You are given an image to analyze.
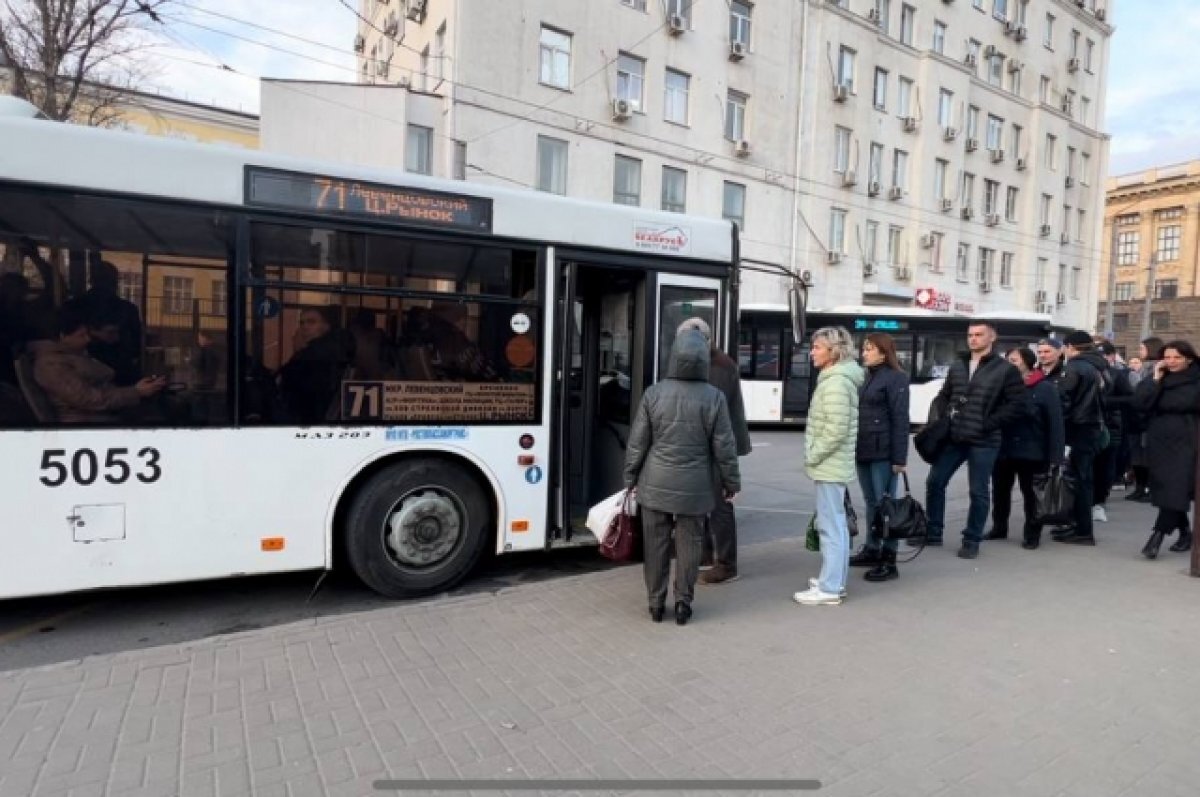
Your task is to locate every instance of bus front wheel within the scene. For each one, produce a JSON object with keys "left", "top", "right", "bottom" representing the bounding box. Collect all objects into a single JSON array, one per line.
[{"left": 344, "top": 459, "right": 490, "bottom": 598}]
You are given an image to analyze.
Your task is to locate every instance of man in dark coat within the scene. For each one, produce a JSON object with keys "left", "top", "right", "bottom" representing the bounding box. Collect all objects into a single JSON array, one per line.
[
  {"left": 674, "top": 318, "right": 753, "bottom": 585},
  {"left": 922, "top": 321, "right": 1025, "bottom": 559},
  {"left": 624, "top": 329, "right": 740, "bottom": 624},
  {"left": 1091, "top": 340, "right": 1132, "bottom": 523},
  {"left": 1053, "top": 330, "right": 1107, "bottom": 546}
]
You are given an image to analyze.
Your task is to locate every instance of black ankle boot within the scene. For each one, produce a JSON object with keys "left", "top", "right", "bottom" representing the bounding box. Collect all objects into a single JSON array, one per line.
[
  {"left": 1021, "top": 524, "right": 1041, "bottom": 550},
  {"left": 649, "top": 607, "right": 664, "bottom": 623},
  {"left": 864, "top": 551, "right": 898, "bottom": 582},
  {"left": 674, "top": 601, "right": 692, "bottom": 625},
  {"left": 849, "top": 547, "right": 883, "bottom": 567},
  {"left": 1142, "top": 529, "right": 1166, "bottom": 560},
  {"left": 983, "top": 525, "right": 1008, "bottom": 541},
  {"left": 1169, "top": 530, "right": 1193, "bottom": 553}
]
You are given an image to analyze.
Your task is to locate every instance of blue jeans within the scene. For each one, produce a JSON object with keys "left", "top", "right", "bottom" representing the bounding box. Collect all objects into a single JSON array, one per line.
[
  {"left": 814, "top": 482, "right": 850, "bottom": 594},
  {"left": 856, "top": 461, "right": 899, "bottom": 552},
  {"left": 925, "top": 443, "right": 1001, "bottom": 545}
]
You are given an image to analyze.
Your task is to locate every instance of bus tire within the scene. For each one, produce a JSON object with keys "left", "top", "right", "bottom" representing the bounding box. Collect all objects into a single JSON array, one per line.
[{"left": 344, "top": 459, "right": 490, "bottom": 598}]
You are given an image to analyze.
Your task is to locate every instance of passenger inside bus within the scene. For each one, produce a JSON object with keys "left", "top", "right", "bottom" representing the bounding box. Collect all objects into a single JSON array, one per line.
[
  {"left": 278, "top": 306, "right": 354, "bottom": 424},
  {"left": 348, "top": 308, "right": 398, "bottom": 380},
  {"left": 404, "top": 304, "right": 498, "bottom": 382},
  {"left": 30, "top": 303, "right": 166, "bottom": 424}
]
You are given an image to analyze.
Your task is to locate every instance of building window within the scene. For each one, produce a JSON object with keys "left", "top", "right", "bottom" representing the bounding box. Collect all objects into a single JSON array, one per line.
[
  {"left": 897, "top": 77, "right": 914, "bottom": 118},
  {"left": 830, "top": 208, "right": 848, "bottom": 254},
  {"left": 538, "top": 27, "right": 572, "bottom": 89},
  {"left": 723, "top": 182, "right": 746, "bottom": 229},
  {"left": 1040, "top": 194, "right": 1052, "bottom": 225},
  {"left": 978, "top": 248, "right": 993, "bottom": 285},
  {"left": 1067, "top": 146, "right": 1077, "bottom": 180},
  {"left": 983, "top": 180, "right": 999, "bottom": 216},
  {"left": 1035, "top": 257, "right": 1047, "bottom": 289},
  {"left": 869, "top": 142, "right": 884, "bottom": 184},
  {"left": 730, "top": 1, "right": 752, "bottom": 46},
  {"left": 117, "top": 271, "right": 143, "bottom": 303},
  {"left": 1080, "top": 96, "right": 1091, "bottom": 126},
  {"left": 933, "top": 21, "right": 947, "bottom": 54},
  {"left": 1070, "top": 266, "right": 1081, "bottom": 299},
  {"left": 1085, "top": 38, "right": 1095, "bottom": 71},
  {"left": 873, "top": 68, "right": 889, "bottom": 110},
  {"left": 665, "top": 0, "right": 692, "bottom": 24},
  {"left": 966, "top": 105, "right": 979, "bottom": 140},
  {"left": 1155, "top": 279, "right": 1179, "bottom": 300},
  {"left": 1152, "top": 312, "right": 1171, "bottom": 331},
  {"left": 874, "top": 0, "right": 891, "bottom": 35},
  {"left": 1117, "top": 231, "right": 1139, "bottom": 266},
  {"left": 405, "top": 124, "right": 433, "bottom": 174},
  {"left": 993, "top": 0, "right": 1009, "bottom": 21},
  {"left": 986, "top": 115, "right": 1003, "bottom": 151},
  {"left": 1077, "top": 208, "right": 1086, "bottom": 241},
  {"left": 1158, "top": 225, "right": 1181, "bottom": 262},
  {"left": 210, "top": 279, "right": 227, "bottom": 316},
  {"left": 420, "top": 46, "right": 430, "bottom": 91},
  {"left": 1006, "top": 61, "right": 1022, "bottom": 95},
  {"left": 452, "top": 140, "right": 467, "bottom": 180},
  {"left": 1000, "top": 253, "right": 1014, "bottom": 288},
  {"left": 1113, "top": 313, "right": 1129, "bottom": 332},
  {"left": 886, "top": 226, "right": 904, "bottom": 267},
  {"left": 937, "top": 88, "right": 953, "bottom": 128},
  {"left": 1070, "top": 29, "right": 1080, "bottom": 58},
  {"left": 837, "top": 46, "right": 856, "bottom": 90},
  {"left": 1116, "top": 213, "right": 1141, "bottom": 226},
  {"left": 163, "top": 276, "right": 194, "bottom": 315},
  {"left": 536, "top": 135, "right": 568, "bottom": 194},
  {"left": 1010, "top": 124, "right": 1023, "bottom": 158},
  {"left": 1044, "top": 13, "right": 1055, "bottom": 49},
  {"left": 613, "top": 155, "right": 641, "bottom": 206},
  {"left": 434, "top": 24, "right": 446, "bottom": 83},
  {"left": 1044, "top": 134, "right": 1057, "bottom": 170},
  {"left": 1005, "top": 186, "right": 1019, "bottom": 222},
  {"left": 1057, "top": 263, "right": 1067, "bottom": 295},
  {"left": 934, "top": 158, "right": 948, "bottom": 200},
  {"left": 664, "top": 68, "right": 690, "bottom": 124},
  {"left": 1039, "top": 75, "right": 1051, "bottom": 103},
  {"left": 956, "top": 243, "right": 970, "bottom": 282},
  {"left": 988, "top": 53, "right": 1004, "bottom": 86},
  {"left": 899, "top": 4, "right": 915, "bottom": 45},
  {"left": 661, "top": 166, "right": 687, "bottom": 213},
  {"left": 892, "top": 149, "right": 908, "bottom": 191},
  {"left": 725, "top": 90, "right": 748, "bottom": 141},
  {"left": 1114, "top": 282, "right": 1134, "bottom": 302},
  {"left": 616, "top": 53, "right": 645, "bottom": 110},
  {"left": 929, "top": 232, "right": 944, "bottom": 272},
  {"left": 962, "top": 172, "right": 975, "bottom": 208},
  {"left": 967, "top": 39, "right": 981, "bottom": 69},
  {"left": 834, "top": 126, "right": 852, "bottom": 174},
  {"left": 864, "top": 221, "right": 879, "bottom": 265}
]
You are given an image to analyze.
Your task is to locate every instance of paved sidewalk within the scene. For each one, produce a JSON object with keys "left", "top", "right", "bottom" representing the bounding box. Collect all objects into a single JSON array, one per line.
[{"left": 2, "top": 488, "right": 1199, "bottom": 797}]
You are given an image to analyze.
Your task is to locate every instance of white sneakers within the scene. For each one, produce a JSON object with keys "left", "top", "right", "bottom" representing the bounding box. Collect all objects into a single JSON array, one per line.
[
  {"left": 807, "top": 578, "right": 848, "bottom": 598},
  {"left": 793, "top": 586, "right": 844, "bottom": 605},
  {"left": 1092, "top": 505, "right": 1108, "bottom": 523}
]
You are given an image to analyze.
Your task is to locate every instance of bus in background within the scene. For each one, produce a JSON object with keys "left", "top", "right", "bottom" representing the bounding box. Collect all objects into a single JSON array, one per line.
[
  {"left": 739, "top": 304, "right": 1063, "bottom": 426},
  {"left": 0, "top": 99, "right": 792, "bottom": 601}
]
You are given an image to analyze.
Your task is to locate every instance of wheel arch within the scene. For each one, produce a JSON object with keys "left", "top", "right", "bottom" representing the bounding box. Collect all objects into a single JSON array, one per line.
[{"left": 325, "top": 445, "right": 506, "bottom": 570}]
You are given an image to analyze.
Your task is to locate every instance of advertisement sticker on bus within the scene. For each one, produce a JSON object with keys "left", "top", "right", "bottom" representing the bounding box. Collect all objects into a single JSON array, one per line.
[{"left": 633, "top": 224, "right": 692, "bottom": 255}]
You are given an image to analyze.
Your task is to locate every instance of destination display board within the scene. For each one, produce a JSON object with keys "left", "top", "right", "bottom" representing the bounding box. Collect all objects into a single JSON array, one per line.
[{"left": 342, "top": 381, "right": 535, "bottom": 423}]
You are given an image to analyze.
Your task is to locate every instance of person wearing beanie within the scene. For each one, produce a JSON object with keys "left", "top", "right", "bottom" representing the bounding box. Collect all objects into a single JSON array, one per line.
[
  {"left": 1036, "top": 337, "right": 1066, "bottom": 386},
  {"left": 675, "top": 317, "right": 753, "bottom": 585},
  {"left": 1053, "top": 330, "right": 1107, "bottom": 546}
]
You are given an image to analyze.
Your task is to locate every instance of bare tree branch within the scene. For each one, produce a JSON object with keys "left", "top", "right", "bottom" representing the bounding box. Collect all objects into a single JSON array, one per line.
[{"left": 1, "top": 0, "right": 173, "bottom": 124}]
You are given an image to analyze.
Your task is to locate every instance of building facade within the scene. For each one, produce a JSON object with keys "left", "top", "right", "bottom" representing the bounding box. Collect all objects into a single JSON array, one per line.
[
  {"left": 1097, "top": 160, "right": 1200, "bottom": 354},
  {"left": 352, "top": 0, "right": 1112, "bottom": 323}
]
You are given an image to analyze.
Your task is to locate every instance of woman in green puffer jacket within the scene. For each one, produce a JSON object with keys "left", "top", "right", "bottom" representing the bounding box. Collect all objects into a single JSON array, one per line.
[{"left": 794, "top": 326, "right": 864, "bottom": 607}]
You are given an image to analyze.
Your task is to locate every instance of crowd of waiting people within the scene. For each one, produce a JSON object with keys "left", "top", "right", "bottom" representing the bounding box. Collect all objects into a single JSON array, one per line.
[{"left": 623, "top": 317, "right": 1200, "bottom": 623}]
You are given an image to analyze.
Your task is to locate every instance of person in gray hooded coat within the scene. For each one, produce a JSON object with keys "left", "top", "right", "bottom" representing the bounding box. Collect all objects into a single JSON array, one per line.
[{"left": 623, "top": 329, "right": 741, "bottom": 625}]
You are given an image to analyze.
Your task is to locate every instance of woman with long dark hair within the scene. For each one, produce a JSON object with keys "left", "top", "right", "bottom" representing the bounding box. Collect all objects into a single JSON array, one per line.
[
  {"left": 848, "top": 333, "right": 910, "bottom": 582},
  {"left": 1126, "top": 336, "right": 1164, "bottom": 502},
  {"left": 1132, "top": 340, "right": 1200, "bottom": 558},
  {"left": 987, "top": 347, "right": 1065, "bottom": 549}
]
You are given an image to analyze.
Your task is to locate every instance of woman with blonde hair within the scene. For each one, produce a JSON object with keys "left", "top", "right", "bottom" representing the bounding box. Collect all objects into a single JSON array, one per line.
[{"left": 794, "top": 326, "right": 864, "bottom": 606}]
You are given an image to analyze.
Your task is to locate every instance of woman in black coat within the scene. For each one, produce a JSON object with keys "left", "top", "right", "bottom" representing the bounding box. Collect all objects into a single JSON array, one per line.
[
  {"left": 1125, "top": 336, "right": 1164, "bottom": 502},
  {"left": 848, "top": 333, "right": 909, "bottom": 582},
  {"left": 988, "top": 347, "right": 1065, "bottom": 549},
  {"left": 1132, "top": 340, "right": 1200, "bottom": 559}
]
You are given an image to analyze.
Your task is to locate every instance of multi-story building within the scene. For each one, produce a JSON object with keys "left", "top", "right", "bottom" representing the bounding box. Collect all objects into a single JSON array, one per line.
[
  {"left": 348, "top": 0, "right": 1112, "bottom": 324},
  {"left": 1097, "top": 160, "right": 1200, "bottom": 354}
]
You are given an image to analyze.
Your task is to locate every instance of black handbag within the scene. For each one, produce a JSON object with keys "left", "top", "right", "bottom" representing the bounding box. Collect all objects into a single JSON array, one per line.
[
  {"left": 874, "top": 473, "right": 927, "bottom": 541},
  {"left": 844, "top": 491, "right": 859, "bottom": 538},
  {"left": 1032, "top": 465, "right": 1076, "bottom": 526},
  {"left": 914, "top": 415, "right": 950, "bottom": 464}
]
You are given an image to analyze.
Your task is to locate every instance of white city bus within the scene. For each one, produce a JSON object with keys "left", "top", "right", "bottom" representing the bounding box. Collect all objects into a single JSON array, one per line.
[
  {"left": 0, "top": 100, "right": 747, "bottom": 600},
  {"left": 739, "top": 304, "right": 1063, "bottom": 426}
]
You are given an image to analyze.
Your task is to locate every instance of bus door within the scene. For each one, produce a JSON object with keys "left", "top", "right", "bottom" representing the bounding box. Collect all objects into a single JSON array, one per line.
[
  {"left": 653, "top": 275, "right": 721, "bottom": 380},
  {"left": 782, "top": 326, "right": 811, "bottom": 420},
  {"left": 555, "top": 261, "right": 646, "bottom": 537}
]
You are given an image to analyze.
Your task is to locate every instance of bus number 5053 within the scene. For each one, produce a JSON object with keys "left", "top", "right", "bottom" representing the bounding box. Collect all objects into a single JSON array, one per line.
[{"left": 39, "top": 448, "right": 163, "bottom": 488}]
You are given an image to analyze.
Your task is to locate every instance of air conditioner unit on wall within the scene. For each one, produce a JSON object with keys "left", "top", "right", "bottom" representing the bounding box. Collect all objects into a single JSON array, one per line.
[
  {"left": 842, "top": 169, "right": 858, "bottom": 187},
  {"left": 405, "top": 0, "right": 426, "bottom": 23},
  {"left": 354, "top": 35, "right": 365, "bottom": 53},
  {"left": 868, "top": 180, "right": 882, "bottom": 196},
  {"left": 867, "top": 8, "right": 881, "bottom": 24},
  {"left": 980, "top": 280, "right": 993, "bottom": 293},
  {"left": 1039, "top": 302, "right": 1055, "bottom": 314},
  {"left": 1068, "top": 57, "right": 1081, "bottom": 73},
  {"left": 827, "top": 251, "right": 843, "bottom": 264},
  {"left": 611, "top": 98, "right": 633, "bottom": 120},
  {"left": 961, "top": 206, "right": 975, "bottom": 220},
  {"left": 888, "top": 186, "right": 904, "bottom": 200},
  {"left": 833, "top": 84, "right": 850, "bottom": 102},
  {"left": 1035, "top": 289, "right": 1048, "bottom": 303},
  {"left": 729, "top": 41, "right": 748, "bottom": 60},
  {"left": 895, "top": 265, "right": 912, "bottom": 281},
  {"left": 944, "top": 126, "right": 959, "bottom": 141},
  {"left": 1016, "top": 157, "right": 1027, "bottom": 171},
  {"left": 1014, "top": 26, "right": 1027, "bottom": 42},
  {"left": 965, "top": 137, "right": 979, "bottom": 152},
  {"left": 1040, "top": 223, "right": 1052, "bottom": 236},
  {"left": 1096, "top": 7, "right": 1107, "bottom": 22},
  {"left": 667, "top": 14, "right": 687, "bottom": 34},
  {"left": 964, "top": 53, "right": 978, "bottom": 67},
  {"left": 991, "top": 149, "right": 1005, "bottom": 163},
  {"left": 920, "top": 233, "right": 935, "bottom": 249},
  {"left": 902, "top": 116, "right": 919, "bottom": 133},
  {"left": 1056, "top": 291, "right": 1067, "bottom": 305},
  {"left": 941, "top": 198, "right": 954, "bottom": 212},
  {"left": 863, "top": 262, "right": 876, "bottom": 278},
  {"left": 734, "top": 140, "right": 752, "bottom": 157},
  {"left": 986, "top": 213, "right": 1001, "bottom": 226}
]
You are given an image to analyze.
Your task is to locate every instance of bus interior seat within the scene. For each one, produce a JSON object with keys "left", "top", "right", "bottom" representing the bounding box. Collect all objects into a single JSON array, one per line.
[{"left": 13, "top": 345, "right": 57, "bottom": 424}]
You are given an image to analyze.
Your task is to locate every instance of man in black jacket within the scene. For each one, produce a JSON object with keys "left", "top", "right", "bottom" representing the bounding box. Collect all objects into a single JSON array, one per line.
[
  {"left": 923, "top": 321, "right": 1025, "bottom": 559},
  {"left": 1053, "top": 330, "right": 1107, "bottom": 545},
  {"left": 1091, "top": 340, "right": 1132, "bottom": 523}
]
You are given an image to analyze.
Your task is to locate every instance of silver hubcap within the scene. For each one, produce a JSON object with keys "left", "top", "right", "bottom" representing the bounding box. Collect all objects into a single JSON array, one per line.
[{"left": 385, "top": 490, "right": 463, "bottom": 567}]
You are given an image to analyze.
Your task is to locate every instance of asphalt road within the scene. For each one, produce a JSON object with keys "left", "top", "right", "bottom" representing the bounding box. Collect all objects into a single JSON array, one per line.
[{"left": 0, "top": 431, "right": 948, "bottom": 671}]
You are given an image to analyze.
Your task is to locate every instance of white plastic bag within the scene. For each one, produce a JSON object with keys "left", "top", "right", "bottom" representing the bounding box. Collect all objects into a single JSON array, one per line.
[{"left": 586, "top": 489, "right": 637, "bottom": 537}]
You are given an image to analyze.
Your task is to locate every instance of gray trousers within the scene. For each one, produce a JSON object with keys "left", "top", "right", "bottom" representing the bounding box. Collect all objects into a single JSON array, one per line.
[
  {"left": 700, "top": 497, "right": 738, "bottom": 569},
  {"left": 642, "top": 508, "right": 705, "bottom": 610}
]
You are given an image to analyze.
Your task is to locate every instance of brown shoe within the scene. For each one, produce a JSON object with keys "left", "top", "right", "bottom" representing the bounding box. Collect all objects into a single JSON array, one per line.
[{"left": 699, "top": 564, "right": 739, "bottom": 585}]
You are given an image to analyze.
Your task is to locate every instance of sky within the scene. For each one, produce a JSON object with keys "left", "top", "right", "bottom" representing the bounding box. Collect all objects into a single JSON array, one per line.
[{"left": 144, "top": 0, "right": 1199, "bottom": 178}]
